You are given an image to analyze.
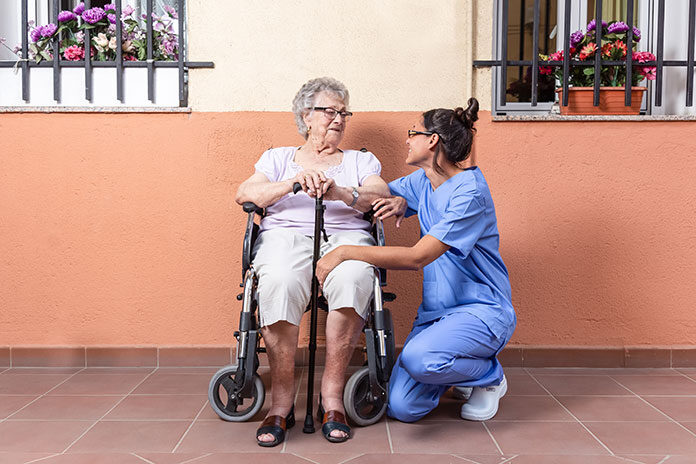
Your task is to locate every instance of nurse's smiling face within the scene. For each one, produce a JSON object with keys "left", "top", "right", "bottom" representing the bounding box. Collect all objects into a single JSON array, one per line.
[{"left": 405, "top": 120, "right": 438, "bottom": 168}]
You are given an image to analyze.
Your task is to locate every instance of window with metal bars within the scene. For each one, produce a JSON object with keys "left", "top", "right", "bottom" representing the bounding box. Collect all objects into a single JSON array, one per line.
[
  {"left": 476, "top": 0, "right": 696, "bottom": 116},
  {"left": 0, "top": 0, "right": 214, "bottom": 107}
]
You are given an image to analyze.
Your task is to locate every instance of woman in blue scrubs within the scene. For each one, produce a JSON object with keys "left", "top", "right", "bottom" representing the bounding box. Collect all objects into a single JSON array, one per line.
[{"left": 316, "top": 98, "right": 516, "bottom": 422}]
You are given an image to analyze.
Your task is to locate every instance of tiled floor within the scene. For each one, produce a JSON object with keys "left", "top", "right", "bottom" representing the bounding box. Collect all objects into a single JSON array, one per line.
[{"left": 1, "top": 366, "right": 696, "bottom": 463}]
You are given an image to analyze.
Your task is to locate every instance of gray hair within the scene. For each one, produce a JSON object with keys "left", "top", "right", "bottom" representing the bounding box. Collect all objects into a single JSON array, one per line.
[{"left": 292, "top": 77, "right": 350, "bottom": 139}]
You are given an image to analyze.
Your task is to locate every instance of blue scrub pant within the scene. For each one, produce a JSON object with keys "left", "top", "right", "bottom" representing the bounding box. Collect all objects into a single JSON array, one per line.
[{"left": 387, "top": 311, "right": 506, "bottom": 423}]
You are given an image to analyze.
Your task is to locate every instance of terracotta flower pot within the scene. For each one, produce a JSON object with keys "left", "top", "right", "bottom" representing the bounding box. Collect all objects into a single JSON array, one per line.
[{"left": 555, "top": 87, "right": 646, "bottom": 115}]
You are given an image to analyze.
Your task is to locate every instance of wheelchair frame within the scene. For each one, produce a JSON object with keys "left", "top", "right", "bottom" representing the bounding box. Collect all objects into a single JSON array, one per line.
[{"left": 208, "top": 192, "right": 396, "bottom": 427}]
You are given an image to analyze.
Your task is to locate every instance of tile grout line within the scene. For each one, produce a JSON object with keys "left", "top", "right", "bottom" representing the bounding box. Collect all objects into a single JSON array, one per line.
[
  {"left": 60, "top": 367, "right": 159, "bottom": 453},
  {"left": 337, "top": 453, "right": 365, "bottom": 464},
  {"left": 449, "top": 455, "right": 484, "bottom": 463},
  {"left": 656, "top": 456, "right": 671, "bottom": 464},
  {"left": 384, "top": 417, "right": 394, "bottom": 453},
  {"left": 21, "top": 453, "right": 62, "bottom": 464},
  {"left": 176, "top": 453, "right": 213, "bottom": 464},
  {"left": 525, "top": 370, "right": 616, "bottom": 455},
  {"left": 2, "top": 367, "right": 87, "bottom": 423},
  {"left": 290, "top": 452, "right": 321, "bottom": 464},
  {"left": 615, "top": 455, "right": 665, "bottom": 464},
  {"left": 131, "top": 452, "right": 157, "bottom": 464},
  {"left": 171, "top": 398, "right": 210, "bottom": 453},
  {"left": 481, "top": 421, "right": 504, "bottom": 455},
  {"left": 670, "top": 368, "right": 696, "bottom": 384},
  {"left": 282, "top": 362, "right": 306, "bottom": 453},
  {"left": 608, "top": 375, "right": 696, "bottom": 439}
]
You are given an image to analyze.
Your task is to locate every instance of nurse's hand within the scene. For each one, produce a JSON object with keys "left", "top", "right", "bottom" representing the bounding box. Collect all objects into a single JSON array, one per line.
[
  {"left": 316, "top": 248, "right": 345, "bottom": 287},
  {"left": 372, "top": 196, "right": 407, "bottom": 227}
]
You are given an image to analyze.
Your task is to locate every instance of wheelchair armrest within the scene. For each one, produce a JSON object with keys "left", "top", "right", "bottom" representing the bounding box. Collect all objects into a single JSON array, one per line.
[
  {"left": 242, "top": 202, "right": 265, "bottom": 215},
  {"left": 369, "top": 216, "right": 388, "bottom": 287}
]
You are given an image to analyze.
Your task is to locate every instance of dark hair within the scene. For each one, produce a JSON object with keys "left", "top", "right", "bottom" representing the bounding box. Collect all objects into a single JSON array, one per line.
[{"left": 422, "top": 98, "right": 479, "bottom": 173}]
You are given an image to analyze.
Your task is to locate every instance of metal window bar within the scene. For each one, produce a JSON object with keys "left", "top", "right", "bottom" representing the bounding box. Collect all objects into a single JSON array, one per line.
[
  {"left": 6, "top": 0, "right": 213, "bottom": 107},
  {"left": 147, "top": 0, "right": 154, "bottom": 102},
  {"left": 85, "top": 0, "right": 92, "bottom": 101},
  {"left": 531, "top": 0, "right": 540, "bottom": 106},
  {"left": 593, "top": 0, "right": 602, "bottom": 106},
  {"left": 116, "top": 0, "right": 123, "bottom": 102},
  {"left": 474, "top": 0, "right": 696, "bottom": 110},
  {"left": 52, "top": 0, "right": 60, "bottom": 102}
]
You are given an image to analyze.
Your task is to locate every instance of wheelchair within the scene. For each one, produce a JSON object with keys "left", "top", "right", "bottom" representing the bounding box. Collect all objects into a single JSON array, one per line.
[{"left": 208, "top": 189, "right": 397, "bottom": 427}]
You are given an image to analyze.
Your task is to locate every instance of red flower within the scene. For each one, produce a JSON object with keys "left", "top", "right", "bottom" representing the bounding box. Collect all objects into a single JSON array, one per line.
[{"left": 579, "top": 42, "right": 597, "bottom": 60}]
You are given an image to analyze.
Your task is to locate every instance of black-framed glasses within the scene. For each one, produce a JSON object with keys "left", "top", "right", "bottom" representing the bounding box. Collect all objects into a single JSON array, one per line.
[
  {"left": 407, "top": 130, "right": 436, "bottom": 138},
  {"left": 313, "top": 107, "right": 353, "bottom": 121}
]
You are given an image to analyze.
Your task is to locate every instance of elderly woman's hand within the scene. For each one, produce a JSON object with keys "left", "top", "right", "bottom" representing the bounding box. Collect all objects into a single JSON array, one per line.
[
  {"left": 293, "top": 169, "right": 327, "bottom": 197},
  {"left": 316, "top": 247, "right": 345, "bottom": 287},
  {"left": 372, "top": 196, "right": 407, "bottom": 227}
]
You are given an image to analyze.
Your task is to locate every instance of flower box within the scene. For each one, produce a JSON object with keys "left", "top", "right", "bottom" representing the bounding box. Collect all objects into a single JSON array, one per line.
[{"left": 556, "top": 87, "right": 646, "bottom": 115}]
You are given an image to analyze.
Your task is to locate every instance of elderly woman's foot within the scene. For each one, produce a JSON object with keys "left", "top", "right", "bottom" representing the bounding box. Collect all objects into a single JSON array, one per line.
[
  {"left": 256, "top": 406, "right": 295, "bottom": 447},
  {"left": 318, "top": 396, "right": 351, "bottom": 442}
]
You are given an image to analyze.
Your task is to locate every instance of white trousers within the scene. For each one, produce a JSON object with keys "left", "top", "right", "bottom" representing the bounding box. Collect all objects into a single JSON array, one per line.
[{"left": 251, "top": 228, "right": 376, "bottom": 327}]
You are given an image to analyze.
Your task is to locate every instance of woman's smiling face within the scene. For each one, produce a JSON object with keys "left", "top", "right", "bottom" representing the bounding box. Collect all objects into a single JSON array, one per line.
[
  {"left": 405, "top": 119, "right": 435, "bottom": 167},
  {"left": 304, "top": 92, "right": 348, "bottom": 146}
]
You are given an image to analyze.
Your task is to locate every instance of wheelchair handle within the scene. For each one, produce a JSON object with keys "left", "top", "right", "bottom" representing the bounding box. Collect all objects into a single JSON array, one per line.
[{"left": 293, "top": 182, "right": 303, "bottom": 194}]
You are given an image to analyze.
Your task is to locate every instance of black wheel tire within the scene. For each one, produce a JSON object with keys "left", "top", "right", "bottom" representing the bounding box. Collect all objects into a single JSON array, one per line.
[
  {"left": 208, "top": 364, "right": 265, "bottom": 422},
  {"left": 343, "top": 366, "right": 388, "bottom": 426}
]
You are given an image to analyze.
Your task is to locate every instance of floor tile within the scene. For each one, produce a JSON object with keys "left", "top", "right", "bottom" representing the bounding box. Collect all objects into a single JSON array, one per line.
[
  {"left": 284, "top": 421, "right": 391, "bottom": 454},
  {"left": 617, "top": 456, "right": 672, "bottom": 464},
  {"left": 0, "top": 395, "right": 37, "bottom": 419},
  {"left": 0, "top": 452, "right": 57, "bottom": 464},
  {"left": 343, "top": 454, "right": 475, "bottom": 464},
  {"left": 2, "top": 368, "right": 83, "bottom": 375},
  {"left": 677, "top": 421, "right": 696, "bottom": 434},
  {"left": 39, "top": 453, "right": 150, "bottom": 463},
  {"left": 67, "top": 420, "right": 190, "bottom": 453},
  {"left": 532, "top": 375, "right": 632, "bottom": 396},
  {"left": 527, "top": 368, "right": 681, "bottom": 376},
  {"left": 610, "top": 375, "right": 696, "bottom": 396},
  {"left": 175, "top": 420, "right": 281, "bottom": 453},
  {"left": 134, "top": 453, "right": 210, "bottom": 464},
  {"left": 585, "top": 421, "right": 696, "bottom": 455},
  {"left": 104, "top": 395, "right": 207, "bottom": 420},
  {"left": 491, "top": 396, "right": 574, "bottom": 421},
  {"left": 131, "top": 373, "right": 211, "bottom": 395},
  {"left": 504, "top": 456, "right": 652, "bottom": 463},
  {"left": 388, "top": 420, "right": 499, "bottom": 454},
  {"left": 49, "top": 373, "right": 150, "bottom": 395},
  {"left": 191, "top": 453, "right": 319, "bottom": 463},
  {"left": 485, "top": 421, "right": 609, "bottom": 455},
  {"left": 555, "top": 396, "right": 668, "bottom": 421},
  {"left": 0, "top": 374, "right": 72, "bottom": 395},
  {"left": 657, "top": 456, "right": 696, "bottom": 464},
  {"left": 79, "top": 368, "right": 156, "bottom": 375},
  {"left": 643, "top": 396, "right": 696, "bottom": 421},
  {"left": 9, "top": 395, "right": 123, "bottom": 420},
  {"left": 0, "top": 421, "right": 92, "bottom": 452},
  {"left": 505, "top": 374, "right": 549, "bottom": 395},
  {"left": 296, "top": 453, "right": 363, "bottom": 464}
]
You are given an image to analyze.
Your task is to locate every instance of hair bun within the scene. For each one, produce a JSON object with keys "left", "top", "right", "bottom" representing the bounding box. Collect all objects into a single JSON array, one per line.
[{"left": 464, "top": 98, "right": 479, "bottom": 127}]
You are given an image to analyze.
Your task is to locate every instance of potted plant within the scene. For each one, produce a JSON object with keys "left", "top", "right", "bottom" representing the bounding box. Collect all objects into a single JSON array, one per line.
[{"left": 539, "top": 19, "right": 656, "bottom": 115}]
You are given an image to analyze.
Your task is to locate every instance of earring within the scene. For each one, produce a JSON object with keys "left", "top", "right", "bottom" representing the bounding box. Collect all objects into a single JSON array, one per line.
[{"left": 307, "top": 126, "right": 311, "bottom": 134}]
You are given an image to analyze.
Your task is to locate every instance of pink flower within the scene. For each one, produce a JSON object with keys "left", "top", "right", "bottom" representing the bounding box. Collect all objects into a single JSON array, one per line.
[
  {"left": 641, "top": 67, "right": 657, "bottom": 80},
  {"left": 63, "top": 45, "right": 84, "bottom": 61}
]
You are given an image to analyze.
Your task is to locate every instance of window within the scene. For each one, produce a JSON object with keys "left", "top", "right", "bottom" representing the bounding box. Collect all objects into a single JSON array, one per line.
[
  {"left": 0, "top": 0, "right": 213, "bottom": 107},
  {"left": 484, "top": 0, "right": 696, "bottom": 116}
]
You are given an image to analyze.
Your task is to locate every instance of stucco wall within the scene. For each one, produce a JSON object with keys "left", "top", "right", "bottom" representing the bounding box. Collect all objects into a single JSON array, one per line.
[
  {"left": 1, "top": 112, "right": 695, "bottom": 347},
  {"left": 186, "top": 0, "right": 493, "bottom": 111}
]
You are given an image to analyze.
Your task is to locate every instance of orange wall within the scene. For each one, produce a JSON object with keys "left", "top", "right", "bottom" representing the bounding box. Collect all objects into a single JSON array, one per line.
[{"left": 1, "top": 112, "right": 695, "bottom": 346}]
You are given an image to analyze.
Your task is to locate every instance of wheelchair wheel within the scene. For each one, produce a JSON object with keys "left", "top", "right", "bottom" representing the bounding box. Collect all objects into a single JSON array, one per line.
[
  {"left": 343, "top": 366, "right": 388, "bottom": 426},
  {"left": 208, "top": 364, "right": 265, "bottom": 422}
]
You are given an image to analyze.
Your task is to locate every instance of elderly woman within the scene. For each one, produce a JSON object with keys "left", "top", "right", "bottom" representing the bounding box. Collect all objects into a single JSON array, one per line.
[{"left": 235, "top": 77, "right": 390, "bottom": 446}]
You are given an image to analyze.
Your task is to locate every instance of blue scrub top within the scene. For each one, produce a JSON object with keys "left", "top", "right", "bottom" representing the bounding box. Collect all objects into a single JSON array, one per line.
[{"left": 388, "top": 167, "right": 516, "bottom": 342}]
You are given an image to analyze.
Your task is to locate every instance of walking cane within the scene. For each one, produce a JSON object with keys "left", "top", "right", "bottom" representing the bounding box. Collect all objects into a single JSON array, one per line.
[{"left": 291, "top": 182, "right": 328, "bottom": 434}]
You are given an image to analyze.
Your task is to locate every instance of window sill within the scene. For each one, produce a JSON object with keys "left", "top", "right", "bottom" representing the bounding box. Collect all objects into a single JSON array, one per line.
[
  {"left": 0, "top": 106, "right": 192, "bottom": 113},
  {"left": 493, "top": 114, "right": 696, "bottom": 122}
]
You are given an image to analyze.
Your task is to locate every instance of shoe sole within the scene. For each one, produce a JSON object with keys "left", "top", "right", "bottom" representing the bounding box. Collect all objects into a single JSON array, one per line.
[{"left": 460, "top": 379, "right": 508, "bottom": 421}]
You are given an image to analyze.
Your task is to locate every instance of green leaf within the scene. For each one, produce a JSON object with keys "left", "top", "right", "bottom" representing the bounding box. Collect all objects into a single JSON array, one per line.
[
  {"left": 40, "top": 50, "right": 52, "bottom": 61},
  {"left": 583, "top": 68, "right": 595, "bottom": 75}
]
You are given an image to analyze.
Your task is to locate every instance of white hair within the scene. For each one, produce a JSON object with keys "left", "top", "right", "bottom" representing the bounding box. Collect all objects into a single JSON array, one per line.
[{"left": 292, "top": 77, "right": 350, "bottom": 139}]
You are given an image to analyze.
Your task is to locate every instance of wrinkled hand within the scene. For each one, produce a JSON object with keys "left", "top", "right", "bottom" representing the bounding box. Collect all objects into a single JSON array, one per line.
[
  {"left": 372, "top": 196, "right": 407, "bottom": 227},
  {"left": 314, "top": 178, "right": 343, "bottom": 201},
  {"left": 316, "top": 248, "right": 344, "bottom": 287},
  {"left": 293, "top": 169, "right": 327, "bottom": 197}
]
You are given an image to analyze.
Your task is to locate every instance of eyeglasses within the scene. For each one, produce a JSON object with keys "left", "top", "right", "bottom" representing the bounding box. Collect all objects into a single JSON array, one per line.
[
  {"left": 407, "top": 130, "right": 436, "bottom": 138},
  {"left": 313, "top": 107, "right": 353, "bottom": 121}
]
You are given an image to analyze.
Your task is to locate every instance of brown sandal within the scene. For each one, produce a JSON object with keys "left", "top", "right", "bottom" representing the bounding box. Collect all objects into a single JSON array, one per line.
[
  {"left": 318, "top": 403, "right": 351, "bottom": 443},
  {"left": 256, "top": 407, "right": 295, "bottom": 447}
]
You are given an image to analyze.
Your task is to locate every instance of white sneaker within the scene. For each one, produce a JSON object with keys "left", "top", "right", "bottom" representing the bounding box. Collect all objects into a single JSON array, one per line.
[
  {"left": 450, "top": 386, "right": 473, "bottom": 400},
  {"left": 459, "top": 375, "right": 507, "bottom": 421}
]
